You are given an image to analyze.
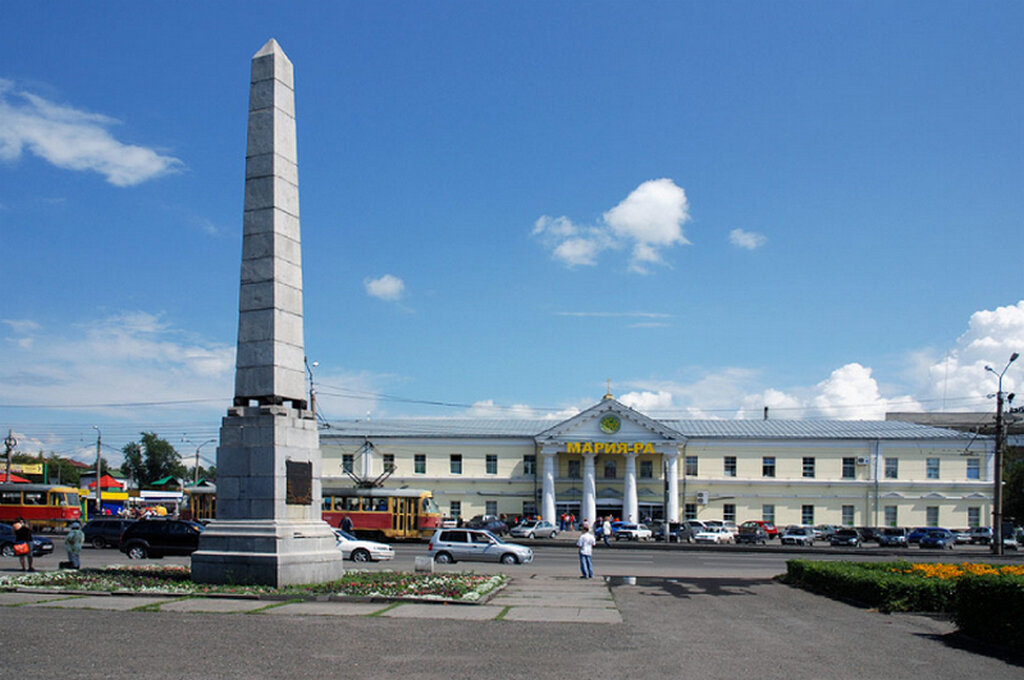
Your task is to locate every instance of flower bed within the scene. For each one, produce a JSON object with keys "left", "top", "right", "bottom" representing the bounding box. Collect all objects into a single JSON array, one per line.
[{"left": 0, "top": 566, "right": 506, "bottom": 603}]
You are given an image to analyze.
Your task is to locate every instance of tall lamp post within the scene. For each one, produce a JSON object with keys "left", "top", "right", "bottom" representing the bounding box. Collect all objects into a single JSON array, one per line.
[
  {"left": 304, "top": 357, "right": 319, "bottom": 419},
  {"left": 92, "top": 425, "right": 102, "bottom": 519},
  {"left": 4, "top": 429, "right": 17, "bottom": 481},
  {"left": 189, "top": 438, "right": 217, "bottom": 486},
  {"left": 987, "top": 352, "right": 1019, "bottom": 556}
]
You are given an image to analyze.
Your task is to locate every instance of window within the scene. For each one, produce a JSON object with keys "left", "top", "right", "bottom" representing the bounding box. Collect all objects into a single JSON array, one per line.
[
  {"left": 966, "top": 458, "right": 980, "bottom": 480},
  {"left": 842, "top": 457, "right": 856, "bottom": 479},
  {"left": 884, "top": 458, "right": 898, "bottom": 479},
  {"left": 842, "top": 505, "right": 855, "bottom": 526},
  {"left": 723, "top": 504, "right": 736, "bottom": 522},
  {"left": 567, "top": 460, "right": 581, "bottom": 479},
  {"left": 684, "top": 503, "right": 697, "bottom": 520},
  {"left": 639, "top": 460, "right": 653, "bottom": 479},
  {"left": 684, "top": 456, "right": 698, "bottom": 477},
  {"left": 342, "top": 454, "right": 354, "bottom": 474},
  {"left": 926, "top": 458, "right": 940, "bottom": 480},
  {"left": 382, "top": 454, "right": 395, "bottom": 473},
  {"left": 486, "top": 454, "right": 497, "bottom": 475},
  {"left": 762, "top": 456, "right": 776, "bottom": 478},
  {"left": 450, "top": 454, "right": 462, "bottom": 475},
  {"left": 802, "top": 457, "right": 815, "bottom": 478},
  {"left": 603, "top": 460, "right": 617, "bottom": 479},
  {"left": 450, "top": 501, "right": 461, "bottom": 519},
  {"left": 414, "top": 454, "right": 426, "bottom": 474},
  {"left": 522, "top": 501, "right": 536, "bottom": 517},
  {"left": 967, "top": 507, "right": 980, "bottom": 528},
  {"left": 724, "top": 456, "right": 737, "bottom": 477},
  {"left": 926, "top": 506, "right": 939, "bottom": 526},
  {"left": 523, "top": 455, "right": 536, "bottom": 476},
  {"left": 485, "top": 500, "right": 498, "bottom": 516},
  {"left": 801, "top": 505, "right": 814, "bottom": 525},
  {"left": 762, "top": 504, "right": 775, "bottom": 524},
  {"left": 884, "top": 505, "right": 897, "bottom": 527}
]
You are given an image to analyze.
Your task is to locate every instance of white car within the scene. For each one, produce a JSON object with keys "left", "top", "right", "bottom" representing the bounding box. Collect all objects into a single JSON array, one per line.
[
  {"left": 614, "top": 523, "right": 653, "bottom": 541},
  {"left": 509, "top": 520, "right": 559, "bottom": 539},
  {"left": 694, "top": 526, "right": 734, "bottom": 544},
  {"left": 333, "top": 529, "right": 395, "bottom": 563},
  {"left": 706, "top": 520, "right": 739, "bottom": 536}
]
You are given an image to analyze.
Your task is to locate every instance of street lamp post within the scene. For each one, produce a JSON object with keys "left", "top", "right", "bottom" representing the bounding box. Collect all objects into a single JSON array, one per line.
[
  {"left": 4, "top": 429, "right": 17, "bottom": 481},
  {"left": 93, "top": 425, "right": 102, "bottom": 519},
  {"left": 304, "top": 357, "right": 319, "bottom": 418},
  {"left": 987, "top": 352, "right": 1019, "bottom": 556},
  {"left": 191, "top": 439, "right": 217, "bottom": 486}
]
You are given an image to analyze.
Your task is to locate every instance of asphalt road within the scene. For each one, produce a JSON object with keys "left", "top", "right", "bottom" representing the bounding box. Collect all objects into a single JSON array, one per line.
[{"left": 4, "top": 542, "right": 1023, "bottom": 679}]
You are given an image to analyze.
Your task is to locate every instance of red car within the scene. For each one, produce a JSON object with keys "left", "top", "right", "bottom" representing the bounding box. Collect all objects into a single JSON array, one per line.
[{"left": 743, "top": 520, "right": 778, "bottom": 539}]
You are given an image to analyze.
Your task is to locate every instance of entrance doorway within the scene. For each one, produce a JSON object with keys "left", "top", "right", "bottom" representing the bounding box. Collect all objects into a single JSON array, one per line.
[{"left": 556, "top": 502, "right": 581, "bottom": 530}]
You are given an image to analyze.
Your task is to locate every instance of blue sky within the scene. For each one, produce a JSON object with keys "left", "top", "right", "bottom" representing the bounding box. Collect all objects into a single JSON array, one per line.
[{"left": 2, "top": 3, "right": 1022, "bottom": 465}]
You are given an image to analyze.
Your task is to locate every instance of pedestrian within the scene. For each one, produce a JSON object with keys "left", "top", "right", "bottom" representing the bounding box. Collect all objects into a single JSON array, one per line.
[
  {"left": 602, "top": 516, "right": 612, "bottom": 547},
  {"left": 577, "top": 523, "right": 596, "bottom": 578},
  {"left": 12, "top": 518, "right": 34, "bottom": 572},
  {"left": 340, "top": 515, "right": 354, "bottom": 533},
  {"left": 65, "top": 521, "right": 85, "bottom": 569}
]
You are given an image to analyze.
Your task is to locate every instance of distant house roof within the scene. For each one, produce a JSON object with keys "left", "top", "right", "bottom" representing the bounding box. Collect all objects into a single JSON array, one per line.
[
  {"left": 150, "top": 475, "right": 179, "bottom": 486},
  {"left": 322, "top": 418, "right": 978, "bottom": 441}
]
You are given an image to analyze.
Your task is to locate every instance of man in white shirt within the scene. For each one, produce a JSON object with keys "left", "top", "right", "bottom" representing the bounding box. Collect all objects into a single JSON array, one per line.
[{"left": 577, "top": 524, "right": 596, "bottom": 578}]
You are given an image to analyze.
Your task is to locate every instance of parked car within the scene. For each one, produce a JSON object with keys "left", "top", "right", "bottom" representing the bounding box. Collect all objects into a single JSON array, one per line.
[
  {"left": 119, "top": 519, "right": 204, "bottom": 559},
  {"left": 951, "top": 529, "right": 973, "bottom": 545},
  {"left": 780, "top": 526, "right": 815, "bottom": 546},
  {"left": 969, "top": 527, "right": 993, "bottom": 545},
  {"left": 742, "top": 520, "right": 778, "bottom": 540},
  {"left": 908, "top": 527, "right": 943, "bottom": 544},
  {"left": 82, "top": 518, "right": 135, "bottom": 549},
  {"left": 705, "top": 520, "right": 739, "bottom": 537},
  {"left": 694, "top": 526, "right": 734, "bottom": 544},
  {"left": 465, "top": 515, "right": 509, "bottom": 536},
  {"left": 814, "top": 525, "right": 840, "bottom": 541},
  {"left": 876, "top": 527, "right": 908, "bottom": 547},
  {"left": 650, "top": 521, "right": 694, "bottom": 543},
  {"left": 856, "top": 527, "right": 885, "bottom": 544},
  {"left": 428, "top": 528, "right": 533, "bottom": 565},
  {"left": 1003, "top": 535, "right": 1020, "bottom": 551},
  {"left": 594, "top": 521, "right": 623, "bottom": 541},
  {"left": 332, "top": 529, "right": 395, "bottom": 562},
  {"left": 509, "top": 520, "right": 558, "bottom": 539},
  {"left": 919, "top": 529, "right": 956, "bottom": 550},
  {"left": 735, "top": 522, "right": 769, "bottom": 545},
  {"left": 829, "top": 528, "right": 861, "bottom": 547},
  {"left": 0, "top": 523, "right": 54, "bottom": 557},
  {"left": 615, "top": 523, "right": 653, "bottom": 541}
]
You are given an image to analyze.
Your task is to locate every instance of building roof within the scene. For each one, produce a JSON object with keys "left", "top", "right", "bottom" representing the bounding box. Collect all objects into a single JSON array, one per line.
[{"left": 322, "top": 418, "right": 979, "bottom": 441}]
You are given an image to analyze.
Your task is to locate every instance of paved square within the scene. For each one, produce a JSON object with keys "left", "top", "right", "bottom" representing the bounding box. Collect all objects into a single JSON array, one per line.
[
  {"left": 502, "top": 606, "right": 623, "bottom": 623},
  {"left": 382, "top": 603, "right": 502, "bottom": 620},
  {"left": 0, "top": 592, "right": 78, "bottom": 606},
  {"left": 158, "top": 597, "right": 270, "bottom": 613},
  {"left": 261, "top": 601, "right": 390, "bottom": 617},
  {"left": 26, "top": 595, "right": 175, "bottom": 611}
]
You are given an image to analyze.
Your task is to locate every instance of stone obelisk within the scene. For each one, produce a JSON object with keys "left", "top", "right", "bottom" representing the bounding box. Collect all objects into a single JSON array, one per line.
[{"left": 191, "top": 39, "right": 345, "bottom": 586}]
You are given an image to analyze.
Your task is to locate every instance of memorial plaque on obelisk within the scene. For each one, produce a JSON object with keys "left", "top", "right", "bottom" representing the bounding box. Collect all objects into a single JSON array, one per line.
[{"left": 191, "top": 39, "right": 345, "bottom": 586}]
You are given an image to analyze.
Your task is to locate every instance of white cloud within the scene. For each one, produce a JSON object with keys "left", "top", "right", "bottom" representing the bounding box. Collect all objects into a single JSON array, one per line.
[
  {"left": 532, "top": 178, "right": 691, "bottom": 274},
  {"left": 364, "top": 274, "right": 405, "bottom": 301},
  {"left": 466, "top": 400, "right": 580, "bottom": 421},
  {"left": 619, "top": 390, "right": 674, "bottom": 412},
  {"left": 0, "top": 79, "right": 183, "bottom": 186},
  {"left": 729, "top": 228, "right": 767, "bottom": 250}
]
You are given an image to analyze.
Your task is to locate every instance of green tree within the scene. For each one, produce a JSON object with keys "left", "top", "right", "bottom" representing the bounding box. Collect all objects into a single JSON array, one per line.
[
  {"left": 120, "top": 433, "right": 186, "bottom": 487},
  {"left": 1003, "top": 447, "right": 1024, "bottom": 525}
]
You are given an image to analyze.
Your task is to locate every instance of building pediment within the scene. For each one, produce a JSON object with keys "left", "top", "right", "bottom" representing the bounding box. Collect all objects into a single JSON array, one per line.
[{"left": 536, "top": 398, "right": 683, "bottom": 447}]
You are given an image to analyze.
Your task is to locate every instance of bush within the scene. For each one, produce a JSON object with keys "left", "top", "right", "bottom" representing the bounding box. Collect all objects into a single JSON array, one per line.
[
  {"left": 784, "top": 560, "right": 955, "bottom": 613},
  {"left": 953, "top": 575, "right": 1024, "bottom": 648}
]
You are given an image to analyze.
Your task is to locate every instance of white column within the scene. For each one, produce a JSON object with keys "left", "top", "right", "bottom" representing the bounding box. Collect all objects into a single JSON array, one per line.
[
  {"left": 541, "top": 450, "right": 557, "bottom": 523},
  {"left": 582, "top": 453, "right": 597, "bottom": 527},
  {"left": 623, "top": 452, "right": 638, "bottom": 523},
  {"left": 665, "top": 453, "right": 679, "bottom": 522}
]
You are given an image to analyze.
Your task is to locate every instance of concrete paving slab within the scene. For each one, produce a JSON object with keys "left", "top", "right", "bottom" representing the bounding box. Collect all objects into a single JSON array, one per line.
[
  {"left": 490, "top": 595, "right": 615, "bottom": 608},
  {"left": 503, "top": 606, "right": 623, "bottom": 624},
  {"left": 382, "top": 603, "right": 501, "bottom": 620},
  {"left": 0, "top": 592, "right": 78, "bottom": 606},
  {"left": 260, "top": 601, "right": 390, "bottom": 617},
  {"left": 26, "top": 595, "right": 174, "bottom": 611},
  {"left": 158, "top": 598, "right": 270, "bottom": 613}
]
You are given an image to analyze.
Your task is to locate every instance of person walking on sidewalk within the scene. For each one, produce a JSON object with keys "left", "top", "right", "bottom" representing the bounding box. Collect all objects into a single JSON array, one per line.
[
  {"left": 577, "top": 523, "right": 596, "bottom": 578},
  {"left": 602, "top": 517, "right": 612, "bottom": 547}
]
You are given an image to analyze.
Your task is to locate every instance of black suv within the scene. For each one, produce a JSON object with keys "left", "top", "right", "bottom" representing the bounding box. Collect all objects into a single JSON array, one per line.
[
  {"left": 119, "top": 519, "right": 204, "bottom": 559},
  {"left": 83, "top": 518, "right": 135, "bottom": 549}
]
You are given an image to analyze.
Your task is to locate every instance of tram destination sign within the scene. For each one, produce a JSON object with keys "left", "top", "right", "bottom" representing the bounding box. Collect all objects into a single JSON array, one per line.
[{"left": 566, "top": 441, "right": 657, "bottom": 455}]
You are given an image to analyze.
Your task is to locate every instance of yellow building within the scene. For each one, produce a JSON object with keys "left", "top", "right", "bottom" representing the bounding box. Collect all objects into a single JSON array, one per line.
[{"left": 321, "top": 396, "right": 993, "bottom": 529}]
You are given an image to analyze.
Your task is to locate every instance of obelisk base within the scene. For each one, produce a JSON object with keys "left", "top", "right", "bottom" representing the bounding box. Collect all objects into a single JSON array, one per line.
[{"left": 191, "top": 519, "right": 345, "bottom": 586}]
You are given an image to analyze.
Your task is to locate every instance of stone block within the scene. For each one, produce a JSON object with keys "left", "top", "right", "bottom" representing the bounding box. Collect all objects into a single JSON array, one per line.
[
  {"left": 241, "top": 231, "right": 302, "bottom": 267},
  {"left": 250, "top": 45, "right": 293, "bottom": 89},
  {"left": 415, "top": 556, "right": 434, "bottom": 573},
  {"left": 244, "top": 175, "right": 298, "bottom": 215},
  {"left": 243, "top": 207, "right": 301, "bottom": 240},
  {"left": 245, "top": 153, "right": 299, "bottom": 186},
  {"left": 248, "top": 78, "right": 295, "bottom": 119}
]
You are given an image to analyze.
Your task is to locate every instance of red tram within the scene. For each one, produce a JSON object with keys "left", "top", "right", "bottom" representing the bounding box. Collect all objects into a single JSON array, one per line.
[
  {"left": 322, "top": 487, "right": 442, "bottom": 540},
  {"left": 0, "top": 483, "right": 82, "bottom": 530}
]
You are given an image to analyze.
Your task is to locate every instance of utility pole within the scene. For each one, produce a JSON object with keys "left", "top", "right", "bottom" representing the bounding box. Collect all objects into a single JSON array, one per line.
[
  {"left": 4, "top": 429, "right": 16, "bottom": 481},
  {"left": 987, "top": 352, "right": 1019, "bottom": 556},
  {"left": 93, "top": 425, "right": 102, "bottom": 519}
]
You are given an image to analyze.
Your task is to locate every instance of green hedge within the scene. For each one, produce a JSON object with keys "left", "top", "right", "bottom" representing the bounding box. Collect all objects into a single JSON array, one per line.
[
  {"left": 783, "top": 560, "right": 955, "bottom": 613},
  {"left": 952, "top": 575, "right": 1024, "bottom": 648}
]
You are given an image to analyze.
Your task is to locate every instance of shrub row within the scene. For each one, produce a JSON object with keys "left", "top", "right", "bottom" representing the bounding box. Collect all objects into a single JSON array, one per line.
[{"left": 784, "top": 560, "right": 1024, "bottom": 649}]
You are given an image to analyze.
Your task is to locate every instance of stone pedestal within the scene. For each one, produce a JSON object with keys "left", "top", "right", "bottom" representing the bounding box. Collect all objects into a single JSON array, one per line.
[{"left": 191, "top": 405, "right": 345, "bottom": 586}]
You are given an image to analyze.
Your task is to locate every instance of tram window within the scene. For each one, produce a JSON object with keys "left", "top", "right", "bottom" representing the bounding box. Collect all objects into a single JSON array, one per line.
[
  {"left": 24, "top": 493, "right": 44, "bottom": 505},
  {"left": 1, "top": 492, "right": 21, "bottom": 504},
  {"left": 361, "top": 498, "right": 374, "bottom": 512},
  {"left": 376, "top": 500, "right": 387, "bottom": 512},
  {"left": 346, "top": 498, "right": 360, "bottom": 511},
  {"left": 322, "top": 497, "right": 333, "bottom": 512}
]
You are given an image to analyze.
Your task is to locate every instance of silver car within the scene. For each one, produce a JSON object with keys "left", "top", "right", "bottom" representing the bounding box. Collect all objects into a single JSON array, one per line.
[{"left": 428, "top": 528, "right": 534, "bottom": 565}]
